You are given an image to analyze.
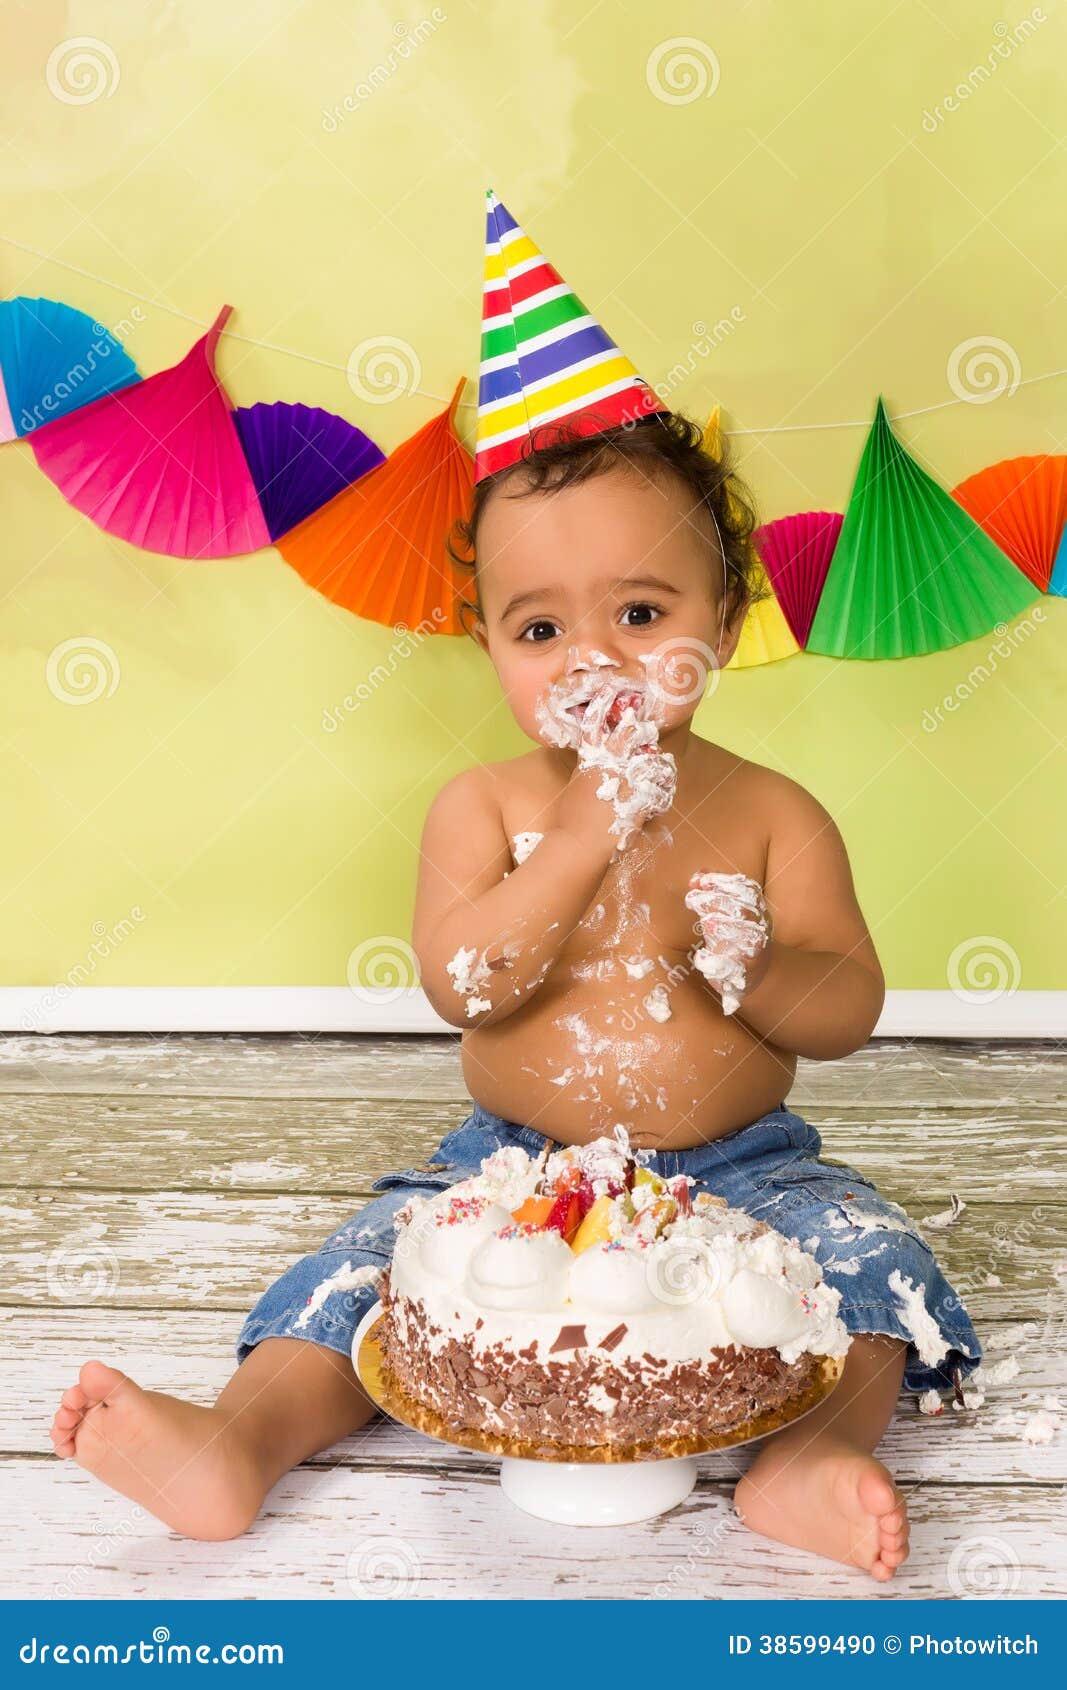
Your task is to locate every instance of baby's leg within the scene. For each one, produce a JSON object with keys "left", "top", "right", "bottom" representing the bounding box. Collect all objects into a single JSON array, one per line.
[
  {"left": 734, "top": 1332, "right": 909, "bottom": 1580},
  {"left": 700, "top": 1107, "right": 982, "bottom": 1580},
  {"left": 50, "top": 1338, "right": 376, "bottom": 1542}
]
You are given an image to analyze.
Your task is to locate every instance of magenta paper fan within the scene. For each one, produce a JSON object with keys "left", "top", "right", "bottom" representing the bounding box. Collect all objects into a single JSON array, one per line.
[
  {"left": 753, "top": 510, "right": 843, "bottom": 647},
  {"left": 30, "top": 306, "right": 269, "bottom": 558}
]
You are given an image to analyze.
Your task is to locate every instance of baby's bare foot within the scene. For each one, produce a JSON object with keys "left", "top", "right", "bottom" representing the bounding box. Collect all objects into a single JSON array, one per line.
[
  {"left": 50, "top": 1360, "right": 268, "bottom": 1541},
  {"left": 734, "top": 1436, "right": 910, "bottom": 1581}
]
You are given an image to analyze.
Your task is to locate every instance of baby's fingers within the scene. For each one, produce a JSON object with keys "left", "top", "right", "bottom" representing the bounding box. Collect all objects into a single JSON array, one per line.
[{"left": 694, "top": 912, "right": 764, "bottom": 949}]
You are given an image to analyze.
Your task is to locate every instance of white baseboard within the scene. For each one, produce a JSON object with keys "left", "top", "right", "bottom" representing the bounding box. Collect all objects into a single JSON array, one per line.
[{"left": 0, "top": 987, "right": 1062, "bottom": 1038}]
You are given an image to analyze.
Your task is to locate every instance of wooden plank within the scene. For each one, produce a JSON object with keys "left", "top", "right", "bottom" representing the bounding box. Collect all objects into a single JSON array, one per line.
[
  {"left": 1, "top": 1032, "right": 1065, "bottom": 1108},
  {"left": 4, "top": 1310, "right": 1062, "bottom": 1484},
  {"left": 9, "top": 1462, "right": 1065, "bottom": 1599},
  {"left": 3, "top": 1093, "right": 1062, "bottom": 1201},
  {"left": 2, "top": 1189, "right": 1062, "bottom": 1320}
]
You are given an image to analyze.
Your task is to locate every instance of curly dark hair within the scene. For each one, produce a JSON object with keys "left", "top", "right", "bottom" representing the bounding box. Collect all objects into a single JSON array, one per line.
[{"left": 447, "top": 408, "right": 766, "bottom": 638}]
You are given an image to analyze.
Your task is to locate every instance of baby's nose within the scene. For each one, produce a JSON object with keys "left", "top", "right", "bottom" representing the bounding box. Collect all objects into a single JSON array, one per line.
[{"left": 563, "top": 643, "right": 622, "bottom": 676}]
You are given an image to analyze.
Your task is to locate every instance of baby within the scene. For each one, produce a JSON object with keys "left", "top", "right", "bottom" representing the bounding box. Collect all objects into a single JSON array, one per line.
[{"left": 50, "top": 411, "right": 981, "bottom": 1576}]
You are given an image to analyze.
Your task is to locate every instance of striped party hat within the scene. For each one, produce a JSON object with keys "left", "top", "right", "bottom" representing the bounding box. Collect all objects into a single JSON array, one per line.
[{"left": 476, "top": 190, "right": 668, "bottom": 482}]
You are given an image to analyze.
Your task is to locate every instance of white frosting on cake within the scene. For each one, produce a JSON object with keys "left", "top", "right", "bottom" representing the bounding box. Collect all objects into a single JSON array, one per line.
[
  {"left": 410, "top": 1192, "right": 513, "bottom": 1283},
  {"left": 465, "top": 1227, "right": 573, "bottom": 1311},
  {"left": 387, "top": 1134, "right": 850, "bottom": 1370},
  {"left": 569, "top": 1239, "right": 665, "bottom": 1316}
]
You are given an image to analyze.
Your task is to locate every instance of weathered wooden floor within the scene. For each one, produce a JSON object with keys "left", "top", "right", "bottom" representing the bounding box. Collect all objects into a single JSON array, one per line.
[{"left": 4, "top": 1033, "right": 1065, "bottom": 1600}]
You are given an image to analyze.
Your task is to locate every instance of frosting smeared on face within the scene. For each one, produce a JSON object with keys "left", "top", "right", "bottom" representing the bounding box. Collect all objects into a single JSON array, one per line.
[{"left": 535, "top": 670, "right": 677, "bottom": 852}]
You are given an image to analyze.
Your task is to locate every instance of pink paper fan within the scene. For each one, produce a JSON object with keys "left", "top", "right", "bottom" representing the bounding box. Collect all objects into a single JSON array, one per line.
[
  {"left": 753, "top": 510, "right": 843, "bottom": 647},
  {"left": 30, "top": 306, "right": 269, "bottom": 558},
  {"left": 0, "top": 365, "right": 14, "bottom": 443}
]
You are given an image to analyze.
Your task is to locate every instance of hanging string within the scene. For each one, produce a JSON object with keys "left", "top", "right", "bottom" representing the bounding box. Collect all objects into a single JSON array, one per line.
[{"left": 3, "top": 233, "right": 1064, "bottom": 433}]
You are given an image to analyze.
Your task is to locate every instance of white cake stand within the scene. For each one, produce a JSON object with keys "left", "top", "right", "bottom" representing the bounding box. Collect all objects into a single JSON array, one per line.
[{"left": 352, "top": 1302, "right": 844, "bottom": 1528}]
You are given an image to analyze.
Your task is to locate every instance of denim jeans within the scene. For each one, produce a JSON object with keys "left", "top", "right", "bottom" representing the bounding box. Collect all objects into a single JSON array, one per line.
[{"left": 236, "top": 1099, "right": 982, "bottom": 1394}]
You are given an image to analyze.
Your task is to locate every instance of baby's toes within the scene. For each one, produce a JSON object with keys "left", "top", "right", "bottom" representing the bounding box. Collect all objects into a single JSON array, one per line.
[
  {"left": 61, "top": 1381, "right": 89, "bottom": 1415},
  {"left": 50, "top": 1405, "right": 82, "bottom": 1457},
  {"left": 51, "top": 1379, "right": 92, "bottom": 1456},
  {"left": 879, "top": 1507, "right": 906, "bottom": 1548},
  {"left": 876, "top": 1517, "right": 910, "bottom": 1573}
]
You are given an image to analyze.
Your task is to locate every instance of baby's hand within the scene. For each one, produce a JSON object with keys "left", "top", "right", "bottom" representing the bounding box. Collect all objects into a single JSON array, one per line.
[
  {"left": 538, "top": 673, "right": 676, "bottom": 853},
  {"left": 684, "top": 870, "right": 772, "bottom": 1015},
  {"left": 578, "top": 680, "right": 676, "bottom": 851}
]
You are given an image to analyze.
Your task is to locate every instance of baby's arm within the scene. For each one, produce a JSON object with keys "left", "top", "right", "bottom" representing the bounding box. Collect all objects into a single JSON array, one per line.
[
  {"left": 691, "top": 781, "right": 885, "bottom": 1058},
  {"left": 411, "top": 765, "right": 617, "bottom": 1029}
]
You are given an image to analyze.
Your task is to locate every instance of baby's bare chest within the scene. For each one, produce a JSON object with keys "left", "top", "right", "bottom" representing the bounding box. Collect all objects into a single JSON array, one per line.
[{"left": 509, "top": 800, "right": 768, "bottom": 963}]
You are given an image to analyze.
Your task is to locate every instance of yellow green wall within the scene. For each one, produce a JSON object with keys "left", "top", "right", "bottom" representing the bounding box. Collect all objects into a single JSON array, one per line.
[{"left": 2, "top": 1, "right": 1064, "bottom": 989}]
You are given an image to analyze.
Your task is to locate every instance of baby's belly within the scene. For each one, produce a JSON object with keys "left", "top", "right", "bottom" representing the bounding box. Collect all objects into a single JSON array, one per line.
[{"left": 461, "top": 960, "right": 796, "bottom": 1150}]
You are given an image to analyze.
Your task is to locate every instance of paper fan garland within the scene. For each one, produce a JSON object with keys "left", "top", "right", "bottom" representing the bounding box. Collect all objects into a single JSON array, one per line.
[
  {"left": 31, "top": 306, "right": 269, "bottom": 558},
  {"left": 952, "top": 455, "right": 1067, "bottom": 593},
  {"left": 701, "top": 404, "right": 722, "bottom": 458},
  {"left": 0, "top": 296, "right": 139, "bottom": 440},
  {"left": 725, "top": 559, "right": 800, "bottom": 668},
  {"left": 0, "top": 366, "right": 14, "bottom": 443},
  {"left": 806, "top": 399, "right": 1038, "bottom": 658},
  {"left": 755, "top": 510, "right": 843, "bottom": 647},
  {"left": 233, "top": 402, "right": 385, "bottom": 541},
  {"left": 276, "top": 379, "right": 476, "bottom": 633}
]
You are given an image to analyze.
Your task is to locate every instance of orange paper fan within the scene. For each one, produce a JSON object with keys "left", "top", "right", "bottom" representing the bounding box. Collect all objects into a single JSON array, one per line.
[
  {"left": 952, "top": 454, "right": 1067, "bottom": 592},
  {"left": 277, "top": 380, "right": 475, "bottom": 634}
]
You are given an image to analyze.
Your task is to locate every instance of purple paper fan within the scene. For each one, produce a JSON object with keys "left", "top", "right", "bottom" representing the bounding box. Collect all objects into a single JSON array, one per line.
[{"left": 234, "top": 402, "right": 385, "bottom": 541}]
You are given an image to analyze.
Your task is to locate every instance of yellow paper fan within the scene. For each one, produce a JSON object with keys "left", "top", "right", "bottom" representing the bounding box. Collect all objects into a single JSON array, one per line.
[
  {"left": 702, "top": 404, "right": 722, "bottom": 458},
  {"left": 726, "top": 561, "right": 800, "bottom": 668}
]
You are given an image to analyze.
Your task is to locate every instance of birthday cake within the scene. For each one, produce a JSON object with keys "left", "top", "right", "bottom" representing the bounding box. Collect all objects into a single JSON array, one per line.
[{"left": 373, "top": 1130, "right": 850, "bottom": 1450}]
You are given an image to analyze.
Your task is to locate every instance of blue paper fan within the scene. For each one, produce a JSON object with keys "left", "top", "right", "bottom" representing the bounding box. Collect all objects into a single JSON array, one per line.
[
  {"left": 0, "top": 297, "right": 140, "bottom": 439},
  {"left": 233, "top": 402, "right": 385, "bottom": 541}
]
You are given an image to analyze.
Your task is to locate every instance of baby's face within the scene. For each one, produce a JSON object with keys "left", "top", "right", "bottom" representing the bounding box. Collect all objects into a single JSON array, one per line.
[{"left": 471, "top": 464, "right": 741, "bottom": 746}]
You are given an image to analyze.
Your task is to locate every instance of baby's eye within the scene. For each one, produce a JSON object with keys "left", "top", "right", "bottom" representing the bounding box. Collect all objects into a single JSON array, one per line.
[
  {"left": 620, "top": 601, "right": 663, "bottom": 627},
  {"left": 519, "top": 619, "right": 561, "bottom": 642}
]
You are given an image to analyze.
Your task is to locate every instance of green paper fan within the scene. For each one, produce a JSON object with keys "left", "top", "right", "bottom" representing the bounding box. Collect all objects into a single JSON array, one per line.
[{"left": 806, "top": 398, "right": 1038, "bottom": 659}]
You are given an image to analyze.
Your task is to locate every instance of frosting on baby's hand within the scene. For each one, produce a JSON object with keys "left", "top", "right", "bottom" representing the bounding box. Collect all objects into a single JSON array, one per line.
[
  {"left": 684, "top": 870, "right": 771, "bottom": 1015},
  {"left": 535, "top": 671, "right": 676, "bottom": 852}
]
